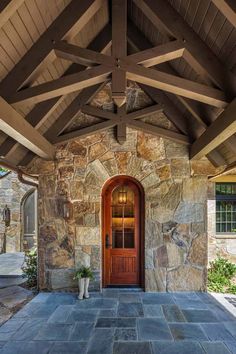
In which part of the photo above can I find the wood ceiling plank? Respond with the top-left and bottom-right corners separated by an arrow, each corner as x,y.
190,98 -> 236,159
0,97 -> 54,159
0,0 -> 105,97
0,0 -> 25,28
133,0 -> 236,95
125,63 -> 228,108
126,40 -> 185,67
211,0 -> 236,28
8,65 -> 112,105
111,0 -> 127,107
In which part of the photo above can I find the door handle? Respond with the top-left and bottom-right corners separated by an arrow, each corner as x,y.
105,234 -> 112,249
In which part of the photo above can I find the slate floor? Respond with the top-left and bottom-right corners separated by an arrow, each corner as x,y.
0,290 -> 236,354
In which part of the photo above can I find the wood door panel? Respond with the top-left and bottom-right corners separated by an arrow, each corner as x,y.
102,176 -> 143,287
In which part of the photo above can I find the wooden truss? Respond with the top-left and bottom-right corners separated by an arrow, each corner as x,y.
0,0 -> 236,167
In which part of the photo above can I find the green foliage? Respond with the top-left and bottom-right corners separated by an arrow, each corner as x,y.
21,249 -> 37,288
208,257 -> 236,294
74,266 -> 94,280
0,167 -> 8,172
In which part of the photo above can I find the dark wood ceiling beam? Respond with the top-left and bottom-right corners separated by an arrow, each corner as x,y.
0,97 -> 55,159
190,98 -> 236,159
125,119 -> 189,144
0,0 -> 104,98
211,0 -> 236,28
126,40 -> 185,67
45,83 -> 107,141
8,65 -> 112,106
116,105 -> 127,144
53,120 -> 117,144
0,0 -> 24,27
125,63 -> 228,108
53,41 -> 115,67
127,22 -> 227,166
126,104 -> 163,120
81,105 -> 117,121
133,0 -> 236,95
16,24 -> 112,166
111,0 -> 127,107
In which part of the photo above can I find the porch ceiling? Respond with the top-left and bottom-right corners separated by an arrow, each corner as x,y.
0,0 -> 235,170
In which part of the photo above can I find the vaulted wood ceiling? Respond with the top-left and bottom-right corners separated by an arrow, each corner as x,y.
0,0 -> 235,170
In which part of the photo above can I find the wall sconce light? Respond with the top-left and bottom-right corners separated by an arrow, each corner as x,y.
63,200 -> 73,220
2,205 -> 11,227
118,187 -> 127,205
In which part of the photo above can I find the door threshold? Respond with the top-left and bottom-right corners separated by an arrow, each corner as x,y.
105,285 -> 143,291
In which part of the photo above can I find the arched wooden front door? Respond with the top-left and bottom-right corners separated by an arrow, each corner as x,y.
102,176 -> 144,287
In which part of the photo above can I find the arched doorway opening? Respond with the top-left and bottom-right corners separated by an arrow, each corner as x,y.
102,176 -> 144,288
21,189 -> 37,251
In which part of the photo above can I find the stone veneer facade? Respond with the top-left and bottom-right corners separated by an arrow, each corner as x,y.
27,127 -> 221,292
0,172 -> 32,252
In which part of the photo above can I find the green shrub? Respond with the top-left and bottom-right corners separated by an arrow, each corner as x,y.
73,266 -> 94,280
208,256 -> 236,294
21,249 -> 37,288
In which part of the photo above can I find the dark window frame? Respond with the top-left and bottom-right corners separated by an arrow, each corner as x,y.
216,182 -> 236,235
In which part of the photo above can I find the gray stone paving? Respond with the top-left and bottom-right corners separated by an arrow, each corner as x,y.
0,290 -> 235,353
0,253 -> 24,276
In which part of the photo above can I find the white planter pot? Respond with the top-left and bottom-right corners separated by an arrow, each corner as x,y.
84,278 -> 90,299
78,278 -> 85,300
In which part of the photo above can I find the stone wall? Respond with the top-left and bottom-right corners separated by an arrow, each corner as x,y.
27,127 -> 218,292
208,182 -> 236,264
0,172 -> 31,252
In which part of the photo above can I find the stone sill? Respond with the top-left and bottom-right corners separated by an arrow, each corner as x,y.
215,234 -> 236,239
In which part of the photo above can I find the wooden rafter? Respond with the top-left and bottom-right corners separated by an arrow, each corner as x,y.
8,24 -> 112,165
125,40 -> 185,67
73,104 -> 190,145
53,41 -> 115,67
127,22 -> 228,166
8,65 -> 112,106
125,63 -> 227,108
0,0 -> 104,97
211,0 -> 236,28
111,0 -> 127,107
45,83 -> 107,140
190,98 -> 236,160
133,0 -> 236,95
0,97 -> 54,159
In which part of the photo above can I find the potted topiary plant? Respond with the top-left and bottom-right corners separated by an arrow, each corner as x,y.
74,266 -> 94,300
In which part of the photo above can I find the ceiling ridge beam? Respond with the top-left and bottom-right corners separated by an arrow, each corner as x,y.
111,0 -> 127,107
0,0 -> 105,97
133,0 -> 236,96
0,97 -> 54,159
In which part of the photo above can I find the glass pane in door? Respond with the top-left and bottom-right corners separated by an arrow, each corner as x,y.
111,185 -> 135,248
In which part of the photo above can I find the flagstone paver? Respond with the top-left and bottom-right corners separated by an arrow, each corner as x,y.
0,290 -> 235,354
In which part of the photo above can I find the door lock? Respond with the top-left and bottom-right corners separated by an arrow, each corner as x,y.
105,234 -> 112,248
